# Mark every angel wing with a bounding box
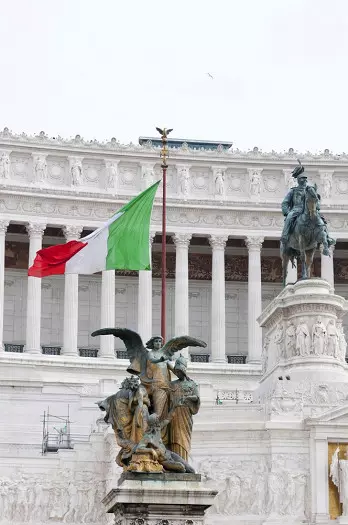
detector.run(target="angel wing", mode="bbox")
[91,328,147,375]
[161,336,207,360]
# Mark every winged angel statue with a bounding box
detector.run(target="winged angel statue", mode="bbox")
[92,328,206,473]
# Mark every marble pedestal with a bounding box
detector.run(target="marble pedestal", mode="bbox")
[103,473,217,525]
[257,278,348,405]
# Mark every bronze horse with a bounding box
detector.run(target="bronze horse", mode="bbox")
[281,185,328,285]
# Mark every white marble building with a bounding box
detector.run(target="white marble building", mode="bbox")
[1,129,348,524]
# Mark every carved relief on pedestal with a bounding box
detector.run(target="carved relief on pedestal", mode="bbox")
[264,315,347,364]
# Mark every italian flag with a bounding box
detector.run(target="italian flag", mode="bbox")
[28,181,160,277]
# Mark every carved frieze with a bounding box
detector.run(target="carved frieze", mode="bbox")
[0,473,109,524]
[196,454,308,518]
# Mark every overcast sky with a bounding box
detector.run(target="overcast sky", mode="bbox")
[1,0,347,152]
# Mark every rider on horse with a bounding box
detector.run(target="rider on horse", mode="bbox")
[280,162,334,255]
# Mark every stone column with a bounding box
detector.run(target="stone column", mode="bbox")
[246,236,264,363]
[99,270,116,358]
[173,233,192,357]
[62,225,83,357]
[137,234,155,344]
[25,222,46,354]
[209,234,228,363]
[321,245,335,287]
[311,437,330,523]
[0,221,9,352]
[286,258,297,284]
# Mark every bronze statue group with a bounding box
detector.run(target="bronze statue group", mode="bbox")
[94,329,206,473]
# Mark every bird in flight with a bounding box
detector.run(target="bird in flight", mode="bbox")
[207,73,214,80]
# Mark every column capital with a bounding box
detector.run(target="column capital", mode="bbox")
[63,225,83,241]
[0,220,9,234]
[173,233,192,248]
[26,222,46,238]
[209,234,228,249]
[245,236,264,251]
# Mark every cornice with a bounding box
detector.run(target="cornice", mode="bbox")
[2,192,348,237]
[2,128,348,165]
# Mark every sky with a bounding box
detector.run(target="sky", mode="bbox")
[1,0,348,152]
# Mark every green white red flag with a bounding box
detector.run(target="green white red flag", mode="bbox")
[28,181,160,277]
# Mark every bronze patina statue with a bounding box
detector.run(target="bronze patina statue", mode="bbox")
[93,328,206,473]
[280,160,335,284]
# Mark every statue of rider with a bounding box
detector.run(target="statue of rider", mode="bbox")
[280,161,334,255]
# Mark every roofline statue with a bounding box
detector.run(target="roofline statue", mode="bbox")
[280,160,335,285]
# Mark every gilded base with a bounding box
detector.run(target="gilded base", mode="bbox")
[125,452,164,473]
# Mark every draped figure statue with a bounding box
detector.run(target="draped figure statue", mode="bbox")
[169,355,200,461]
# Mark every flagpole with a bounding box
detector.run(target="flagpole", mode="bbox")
[156,127,172,343]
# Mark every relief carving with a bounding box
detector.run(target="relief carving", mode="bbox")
[248,168,262,197]
[295,323,310,357]
[213,168,225,199]
[177,165,190,200]
[312,316,327,356]
[0,475,109,524]
[285,321,296,358]
[33,154,47,184]
[0,151,11,179]
[69,157,84,186]
[198,455,308,518]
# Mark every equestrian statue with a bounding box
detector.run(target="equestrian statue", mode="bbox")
[280,160,335,285]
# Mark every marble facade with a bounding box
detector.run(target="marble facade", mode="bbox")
[1,130,348,524]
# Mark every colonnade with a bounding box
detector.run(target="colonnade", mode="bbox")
[0,221,336,361]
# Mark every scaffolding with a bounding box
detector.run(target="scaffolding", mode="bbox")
[41,406,73,454]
